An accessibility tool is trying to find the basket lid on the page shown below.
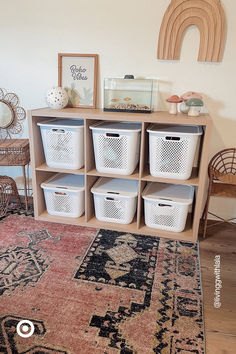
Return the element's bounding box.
[142,182,194,204]
[91,177,139,197]
[41,173,84,191]
[89,121,142,132]
[37,119,84,129]
[147,124,202,135]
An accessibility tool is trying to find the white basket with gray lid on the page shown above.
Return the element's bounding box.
[90,121,141,175]
[147,124,202,180]
[91,177,139,224]
[41,173,85,218]
[142,182,194,232]
[38,119,84,170]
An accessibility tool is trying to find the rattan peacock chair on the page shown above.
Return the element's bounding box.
[0,175,21,218]
[202,148,236,237]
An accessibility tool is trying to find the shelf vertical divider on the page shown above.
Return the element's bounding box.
[85,175,97,222]
[84,118,97,174]
[192,120,212,241]
[84,118,97,221]
[28,112,47,218]
[137,180,146,229]
[139,122,149,179]
[137,122,148,229]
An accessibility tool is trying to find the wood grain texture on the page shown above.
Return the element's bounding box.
[199,223,236,353]
[192,123,212,241]
[157,0,225,62]
[30,107,212,126]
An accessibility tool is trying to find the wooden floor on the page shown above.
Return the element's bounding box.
[199,222,236,354]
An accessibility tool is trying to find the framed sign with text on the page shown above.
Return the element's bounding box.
[58,53,98,108]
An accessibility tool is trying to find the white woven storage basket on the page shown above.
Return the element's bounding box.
[90,121,141,175]
[38,119,84,170]
[41,173,85,218]
[147,124,202,180]
[91,177,138,224]
[142,182,194,232]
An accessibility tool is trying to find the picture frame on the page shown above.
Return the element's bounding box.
[58,53,98,108]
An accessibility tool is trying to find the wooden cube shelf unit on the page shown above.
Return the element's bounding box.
[28,108,212,242]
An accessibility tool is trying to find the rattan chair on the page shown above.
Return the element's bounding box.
[0,175,21,218]
[202,148,236,238]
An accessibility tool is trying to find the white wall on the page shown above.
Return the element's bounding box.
[0,0,235,219]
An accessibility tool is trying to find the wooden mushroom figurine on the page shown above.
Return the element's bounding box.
[180,92,203,114]
[186,98,204,116]
[166,95,183,115]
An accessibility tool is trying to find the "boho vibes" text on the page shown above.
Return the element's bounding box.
[70,65,88,80]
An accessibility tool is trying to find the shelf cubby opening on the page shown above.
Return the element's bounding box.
[86,119,142,177]
[36,163,85,175]
[141,166,199,186]
[138,213,194,241]
[137,180,147,229]
[37,211,86,226]
[35,170,86,222]
[34,171,57,218]
[85,175,98,222]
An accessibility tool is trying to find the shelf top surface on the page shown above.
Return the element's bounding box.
[29,107,212,126]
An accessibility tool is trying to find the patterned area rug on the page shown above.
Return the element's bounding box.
[0,214,204,353]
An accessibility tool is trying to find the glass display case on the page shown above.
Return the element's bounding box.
[104,75,153,113]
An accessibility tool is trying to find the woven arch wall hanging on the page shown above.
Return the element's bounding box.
[157,0,226,62]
